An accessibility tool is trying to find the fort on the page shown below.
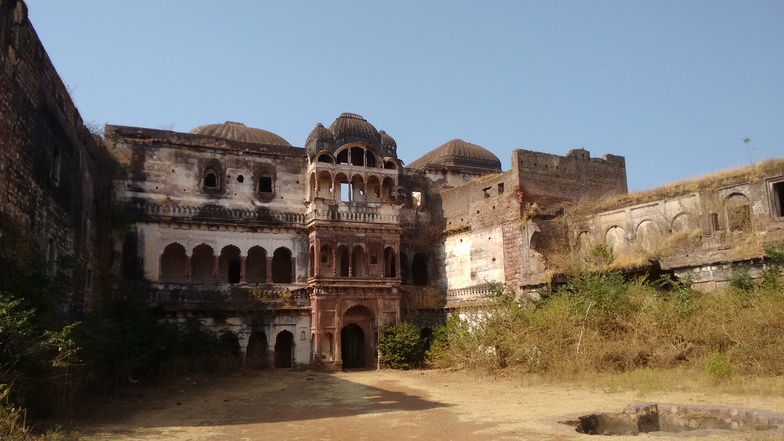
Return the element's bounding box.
[2,0,783,372]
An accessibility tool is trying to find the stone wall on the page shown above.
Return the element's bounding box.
[0,0,112,313]
[514,148,627,210]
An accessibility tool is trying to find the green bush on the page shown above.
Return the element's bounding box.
[703,352,733,382]
[379,322,426,369]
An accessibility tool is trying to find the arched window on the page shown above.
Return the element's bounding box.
[365,150,377,168]
[337,245,350,277]
[218,245,242,284]
[246,246,267,283]
[319,244,333,277]
[318,153,333,163]
[351,175,365,203]
[384,247,396,277]
[271,247,292,283]
[160,243,187,283]
[725,193,751,232]
[191,244,215,283]
[203,170,219,188]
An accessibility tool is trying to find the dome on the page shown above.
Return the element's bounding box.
[305,123,335,158]
[189,121,291,147]
[408,139,501,173]
[328,113,380,150]
[379,130,397,158]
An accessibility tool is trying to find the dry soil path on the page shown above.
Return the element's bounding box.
[76,369,784,441]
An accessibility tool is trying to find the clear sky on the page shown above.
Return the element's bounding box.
[24,1,784,192]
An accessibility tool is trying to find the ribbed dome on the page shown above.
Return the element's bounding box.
[328,113,380,149]
[189,121,291,147]
[379,130,397,158]
[408,139,501,173]
[305,123,335,157]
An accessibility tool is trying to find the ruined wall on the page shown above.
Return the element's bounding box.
[436,170,527,291]
[514,148,627,210]
[0,0,112,313]
[569,167,784,289]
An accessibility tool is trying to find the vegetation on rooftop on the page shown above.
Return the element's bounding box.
[585,158,784,213]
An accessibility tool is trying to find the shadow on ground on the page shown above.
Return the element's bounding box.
[79,370,450,431]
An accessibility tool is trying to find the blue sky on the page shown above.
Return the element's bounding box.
[24,1,784,192]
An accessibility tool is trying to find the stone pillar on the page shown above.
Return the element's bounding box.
[348,249,353,277]
[395,247,401,279]
[240,256,247,284]
[266,257,273,284]
[332,248,337,276]
[185,254,192,283]
[290,258,296,283]
[314,240,320,277]
[213,256,220,284]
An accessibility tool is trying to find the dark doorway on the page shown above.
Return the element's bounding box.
[421,327,434,352]
[341,323,365,368]
[412,253,428,286]
[228,260,241,283]
[274,330,294,368]
[246,331,268,369]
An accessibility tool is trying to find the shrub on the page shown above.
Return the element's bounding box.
[379,322,426,369]
[703,352,733,382]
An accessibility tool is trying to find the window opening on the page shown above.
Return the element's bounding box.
[204,171,218,188]
[340,182,351,202]
[258,176,273,193]
[237,175,244,183]
[336,150,349,165]
[411,191,422,208]
[318,154,333,163]
[350,147,364,166]
[772,181,784,217]
[498,183,504,194]
[51,144,61,185]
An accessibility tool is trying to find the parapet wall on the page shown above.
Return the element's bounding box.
[514,148,627,207]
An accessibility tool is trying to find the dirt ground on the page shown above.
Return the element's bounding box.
[75,369,784,441]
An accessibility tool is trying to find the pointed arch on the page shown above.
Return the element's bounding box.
[160,242,187,283]
[191,244,215,283]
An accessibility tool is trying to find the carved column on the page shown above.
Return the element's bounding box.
[266,257,273,284]
[332,248,337,276]
[213,256,219,284]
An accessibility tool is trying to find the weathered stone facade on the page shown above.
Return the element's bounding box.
[3,0,783,371]
[0,0,112,314]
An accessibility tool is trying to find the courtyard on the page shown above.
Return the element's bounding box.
[76,369,784,441]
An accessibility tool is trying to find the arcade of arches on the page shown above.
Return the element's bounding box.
[159,243,294,284]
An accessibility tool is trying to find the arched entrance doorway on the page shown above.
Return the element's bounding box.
[274,330,294,368]
[340,305,375,369]
[341,324,365,368]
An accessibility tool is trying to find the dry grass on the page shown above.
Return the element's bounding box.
[429,274,784,383]
[587,158,784,212]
